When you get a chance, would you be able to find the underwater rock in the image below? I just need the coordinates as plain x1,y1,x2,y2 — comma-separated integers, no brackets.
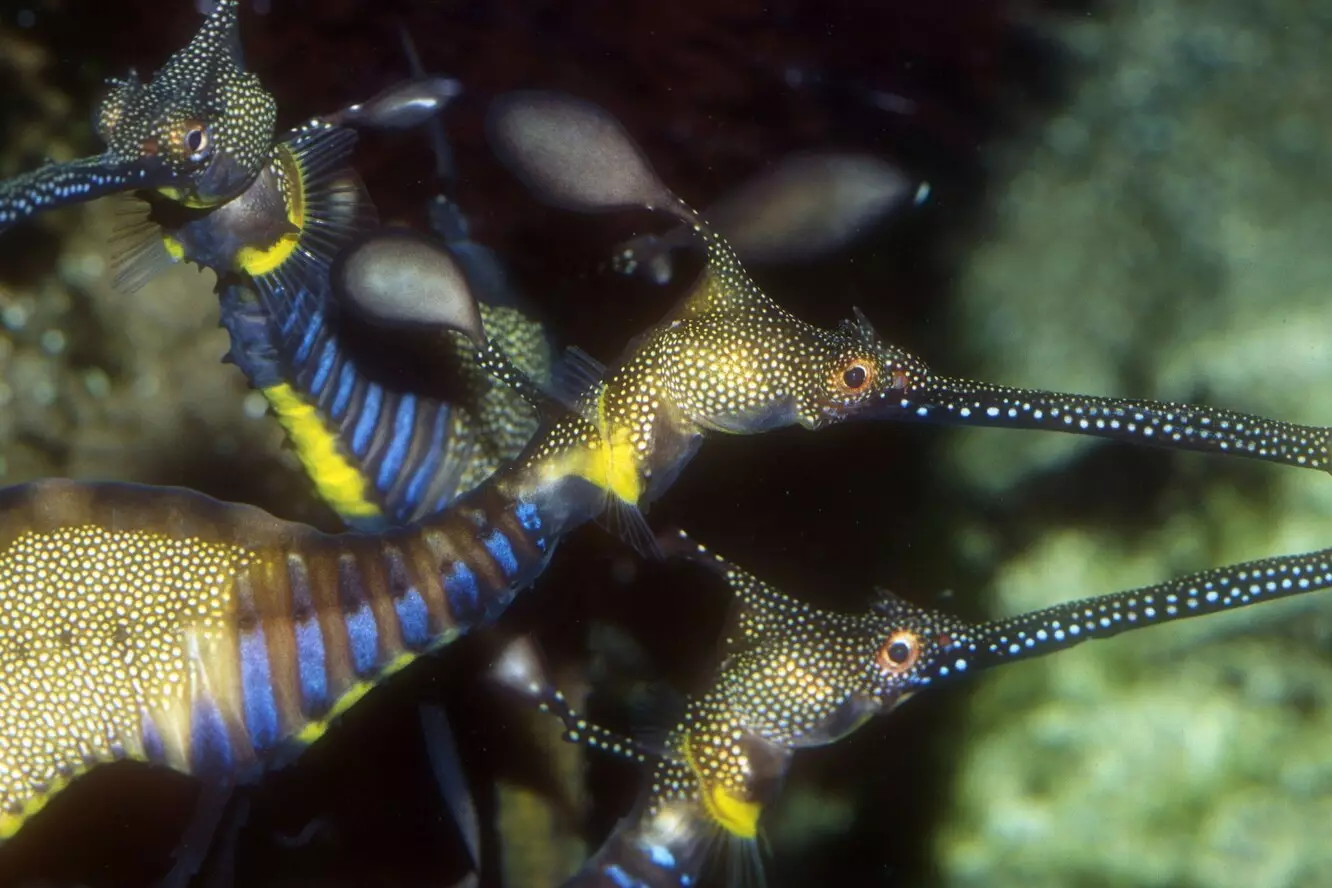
938,2,1332,885
0,24,308,518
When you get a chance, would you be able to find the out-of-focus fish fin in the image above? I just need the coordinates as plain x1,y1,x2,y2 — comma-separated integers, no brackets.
109,194,180,293
155,780,240,888
489,637,665,762
609,229,690,286
585,623,682,753
420,705,483,880
193,795,251,888
549,345,608,410
399,24,457,185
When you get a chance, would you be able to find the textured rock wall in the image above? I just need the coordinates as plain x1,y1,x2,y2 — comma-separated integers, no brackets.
937,3,1332,885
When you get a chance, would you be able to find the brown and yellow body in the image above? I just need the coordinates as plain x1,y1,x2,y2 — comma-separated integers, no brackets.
0,477,557,838
0,210,925,846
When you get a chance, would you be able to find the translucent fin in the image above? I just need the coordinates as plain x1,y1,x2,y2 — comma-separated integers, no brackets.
549,345,608,408
252,122,377,347
109,194,178,293
597,496,663,561
489,637,658,763
156,780,237,888
420,705,483,877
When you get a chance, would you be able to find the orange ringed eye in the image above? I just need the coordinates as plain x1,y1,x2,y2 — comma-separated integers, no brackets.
876,631,921,674
838,360,874,394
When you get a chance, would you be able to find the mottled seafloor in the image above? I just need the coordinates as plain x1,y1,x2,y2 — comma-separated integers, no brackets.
1,0,1331,886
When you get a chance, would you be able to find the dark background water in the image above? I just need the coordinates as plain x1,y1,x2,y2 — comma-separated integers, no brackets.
15,1,1328,887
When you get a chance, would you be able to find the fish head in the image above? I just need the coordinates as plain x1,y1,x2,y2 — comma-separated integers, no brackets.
798,308,933,430
0,0,276,234
97,0,276,208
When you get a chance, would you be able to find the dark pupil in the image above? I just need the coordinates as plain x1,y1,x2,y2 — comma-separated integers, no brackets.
187,129,204,152
843,365,867,389
887,640,912,664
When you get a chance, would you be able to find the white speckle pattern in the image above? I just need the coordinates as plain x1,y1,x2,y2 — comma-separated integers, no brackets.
509,219,930,500
0,526,249,824
893,375,1332,472
0,0,276,231
961,548,1332,671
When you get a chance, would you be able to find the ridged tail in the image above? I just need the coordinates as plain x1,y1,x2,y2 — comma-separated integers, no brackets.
146,480,557,777
0,477,555,837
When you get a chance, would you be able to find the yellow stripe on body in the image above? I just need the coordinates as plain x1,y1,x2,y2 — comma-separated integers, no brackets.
289,636,458,747
678,731,763,840
234,146,303,277
262,383,383,523
0,769,84,840
540,386,644,506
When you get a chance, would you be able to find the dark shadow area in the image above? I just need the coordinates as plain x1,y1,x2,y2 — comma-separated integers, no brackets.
0,0,1103,885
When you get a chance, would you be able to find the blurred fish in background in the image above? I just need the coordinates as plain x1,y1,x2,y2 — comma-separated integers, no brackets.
15,1,1330,888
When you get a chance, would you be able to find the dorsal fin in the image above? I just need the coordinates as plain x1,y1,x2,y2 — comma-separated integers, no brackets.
659,529,810,654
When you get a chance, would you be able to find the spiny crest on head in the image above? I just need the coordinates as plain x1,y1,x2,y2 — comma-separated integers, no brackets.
97,0,275,206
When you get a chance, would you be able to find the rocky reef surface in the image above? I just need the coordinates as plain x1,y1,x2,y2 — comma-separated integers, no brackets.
936,2,1332,885
1,1,1331,885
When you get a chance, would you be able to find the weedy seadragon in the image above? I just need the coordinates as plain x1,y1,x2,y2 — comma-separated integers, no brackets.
0,4,1330,887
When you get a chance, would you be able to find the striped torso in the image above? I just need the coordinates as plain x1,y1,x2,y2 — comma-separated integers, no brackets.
222,277,549,530
0,475,559,837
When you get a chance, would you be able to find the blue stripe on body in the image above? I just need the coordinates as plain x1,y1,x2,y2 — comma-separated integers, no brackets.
278,286,303,336
604,864,645,888
444,560,480,624
310,338,338,396
330,360,357,421
376,394,418,492
294,616,328,713
350,383,384,457
646,845,676,870
514,501,547,552
188,695,235,778
239,625,280,751
394,587,430,649
483,529,518,579
403,404,450,513
292,309,324,365
344,603,379,676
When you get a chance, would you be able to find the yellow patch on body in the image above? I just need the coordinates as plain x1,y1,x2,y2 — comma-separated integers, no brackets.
162,235,187,262
679,730,763,840
701,782,762,839
262,384,382,522
536,386,645,506
234,147,303,277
